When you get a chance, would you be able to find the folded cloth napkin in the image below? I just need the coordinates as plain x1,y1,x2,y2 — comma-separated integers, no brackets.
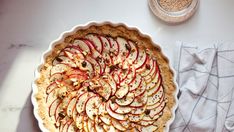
170,42,234,132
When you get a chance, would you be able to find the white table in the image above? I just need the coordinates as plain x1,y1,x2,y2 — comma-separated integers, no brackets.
0,0,233,131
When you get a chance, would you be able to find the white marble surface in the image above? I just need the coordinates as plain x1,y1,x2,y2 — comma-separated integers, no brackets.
0,0,234,131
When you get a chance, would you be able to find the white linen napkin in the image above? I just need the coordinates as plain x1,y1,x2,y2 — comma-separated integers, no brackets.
170,42,234,132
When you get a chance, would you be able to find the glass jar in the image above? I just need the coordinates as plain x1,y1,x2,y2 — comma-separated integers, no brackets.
148,0,199,24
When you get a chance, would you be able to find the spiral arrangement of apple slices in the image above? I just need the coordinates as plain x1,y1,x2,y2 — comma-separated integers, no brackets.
46,34,166,132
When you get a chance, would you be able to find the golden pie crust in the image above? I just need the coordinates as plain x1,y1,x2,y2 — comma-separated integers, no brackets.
34,23,176,132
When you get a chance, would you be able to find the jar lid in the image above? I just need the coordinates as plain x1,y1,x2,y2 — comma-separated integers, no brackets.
148,0,199,24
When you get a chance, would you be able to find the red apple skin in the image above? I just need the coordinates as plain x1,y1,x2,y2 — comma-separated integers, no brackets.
140,59,155,77
130,91,148,108
85,34,104,54
46,86,60,104
78,38,95,53
115,92,135,106
109,102,131,115
46,82,58,94
135,52,148,70
48,98,62,120
147,77,162,97
65,121,76,132
107,36,119,56
63,46,84,57
106,100,127,121
49,72,65,82
146,93,165,110
97,35,104,54
85,95,101,120
66,96,78,118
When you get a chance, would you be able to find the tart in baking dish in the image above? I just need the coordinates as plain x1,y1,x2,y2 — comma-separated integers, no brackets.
34,23,176,132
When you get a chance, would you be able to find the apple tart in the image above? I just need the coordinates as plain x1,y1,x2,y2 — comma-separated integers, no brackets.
34,23,177,132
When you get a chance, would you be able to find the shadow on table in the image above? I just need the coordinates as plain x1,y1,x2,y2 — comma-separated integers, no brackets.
16,92,40,132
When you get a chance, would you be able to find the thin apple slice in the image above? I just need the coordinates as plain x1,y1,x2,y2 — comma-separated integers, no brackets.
106,100,127,121
77,59,94,73
98,103,112,125
73,39,92,54
135,50,148,70
108,37,119,56
146,86,164,106
102,52,112,67
126,40,138,64
116,37,130,58
63,120,74,132
122,67,136,85
76,92,95,113
83,119,89,132
49,98,62,120
93,79,112,100
49,73,64,82
87,118,95,132
72,107,78,121
142,112,160,121
119,120,130,129
85,96,102,120
103,74,117,96
86,56,101,75
145,62,159,84
138,120,154,126
73,39,94,54
117,67,130,82
75,114,83,129
53,55,76,68
100,36,111,53
85,34,103,53
63,46,84,59
95,57,106,75
115,84,129,99
60,91,72,108
131,105,146,115
129,75,142,91
50,63,69,76
147,79,162,97
148,99,166,118
141,59,155,77
141,125,158,131
81,38,102,59
130,91,148,108
112,72,120,85
98,103,106,115
46,82,58,94
146,71,160,90
146,94,164,109
68,73,88,83
95,123,105,132
115,92,134,106
59,119,71,132
66,68,87,76
100,114,112,125
142,114,153,121
66,97,77,117
66,121,76,132
109,102,131,114
103,125,116,132
46,87,59,105
128,114,144,122
111,118,127,131
63,50,75,60
131,79,146,97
